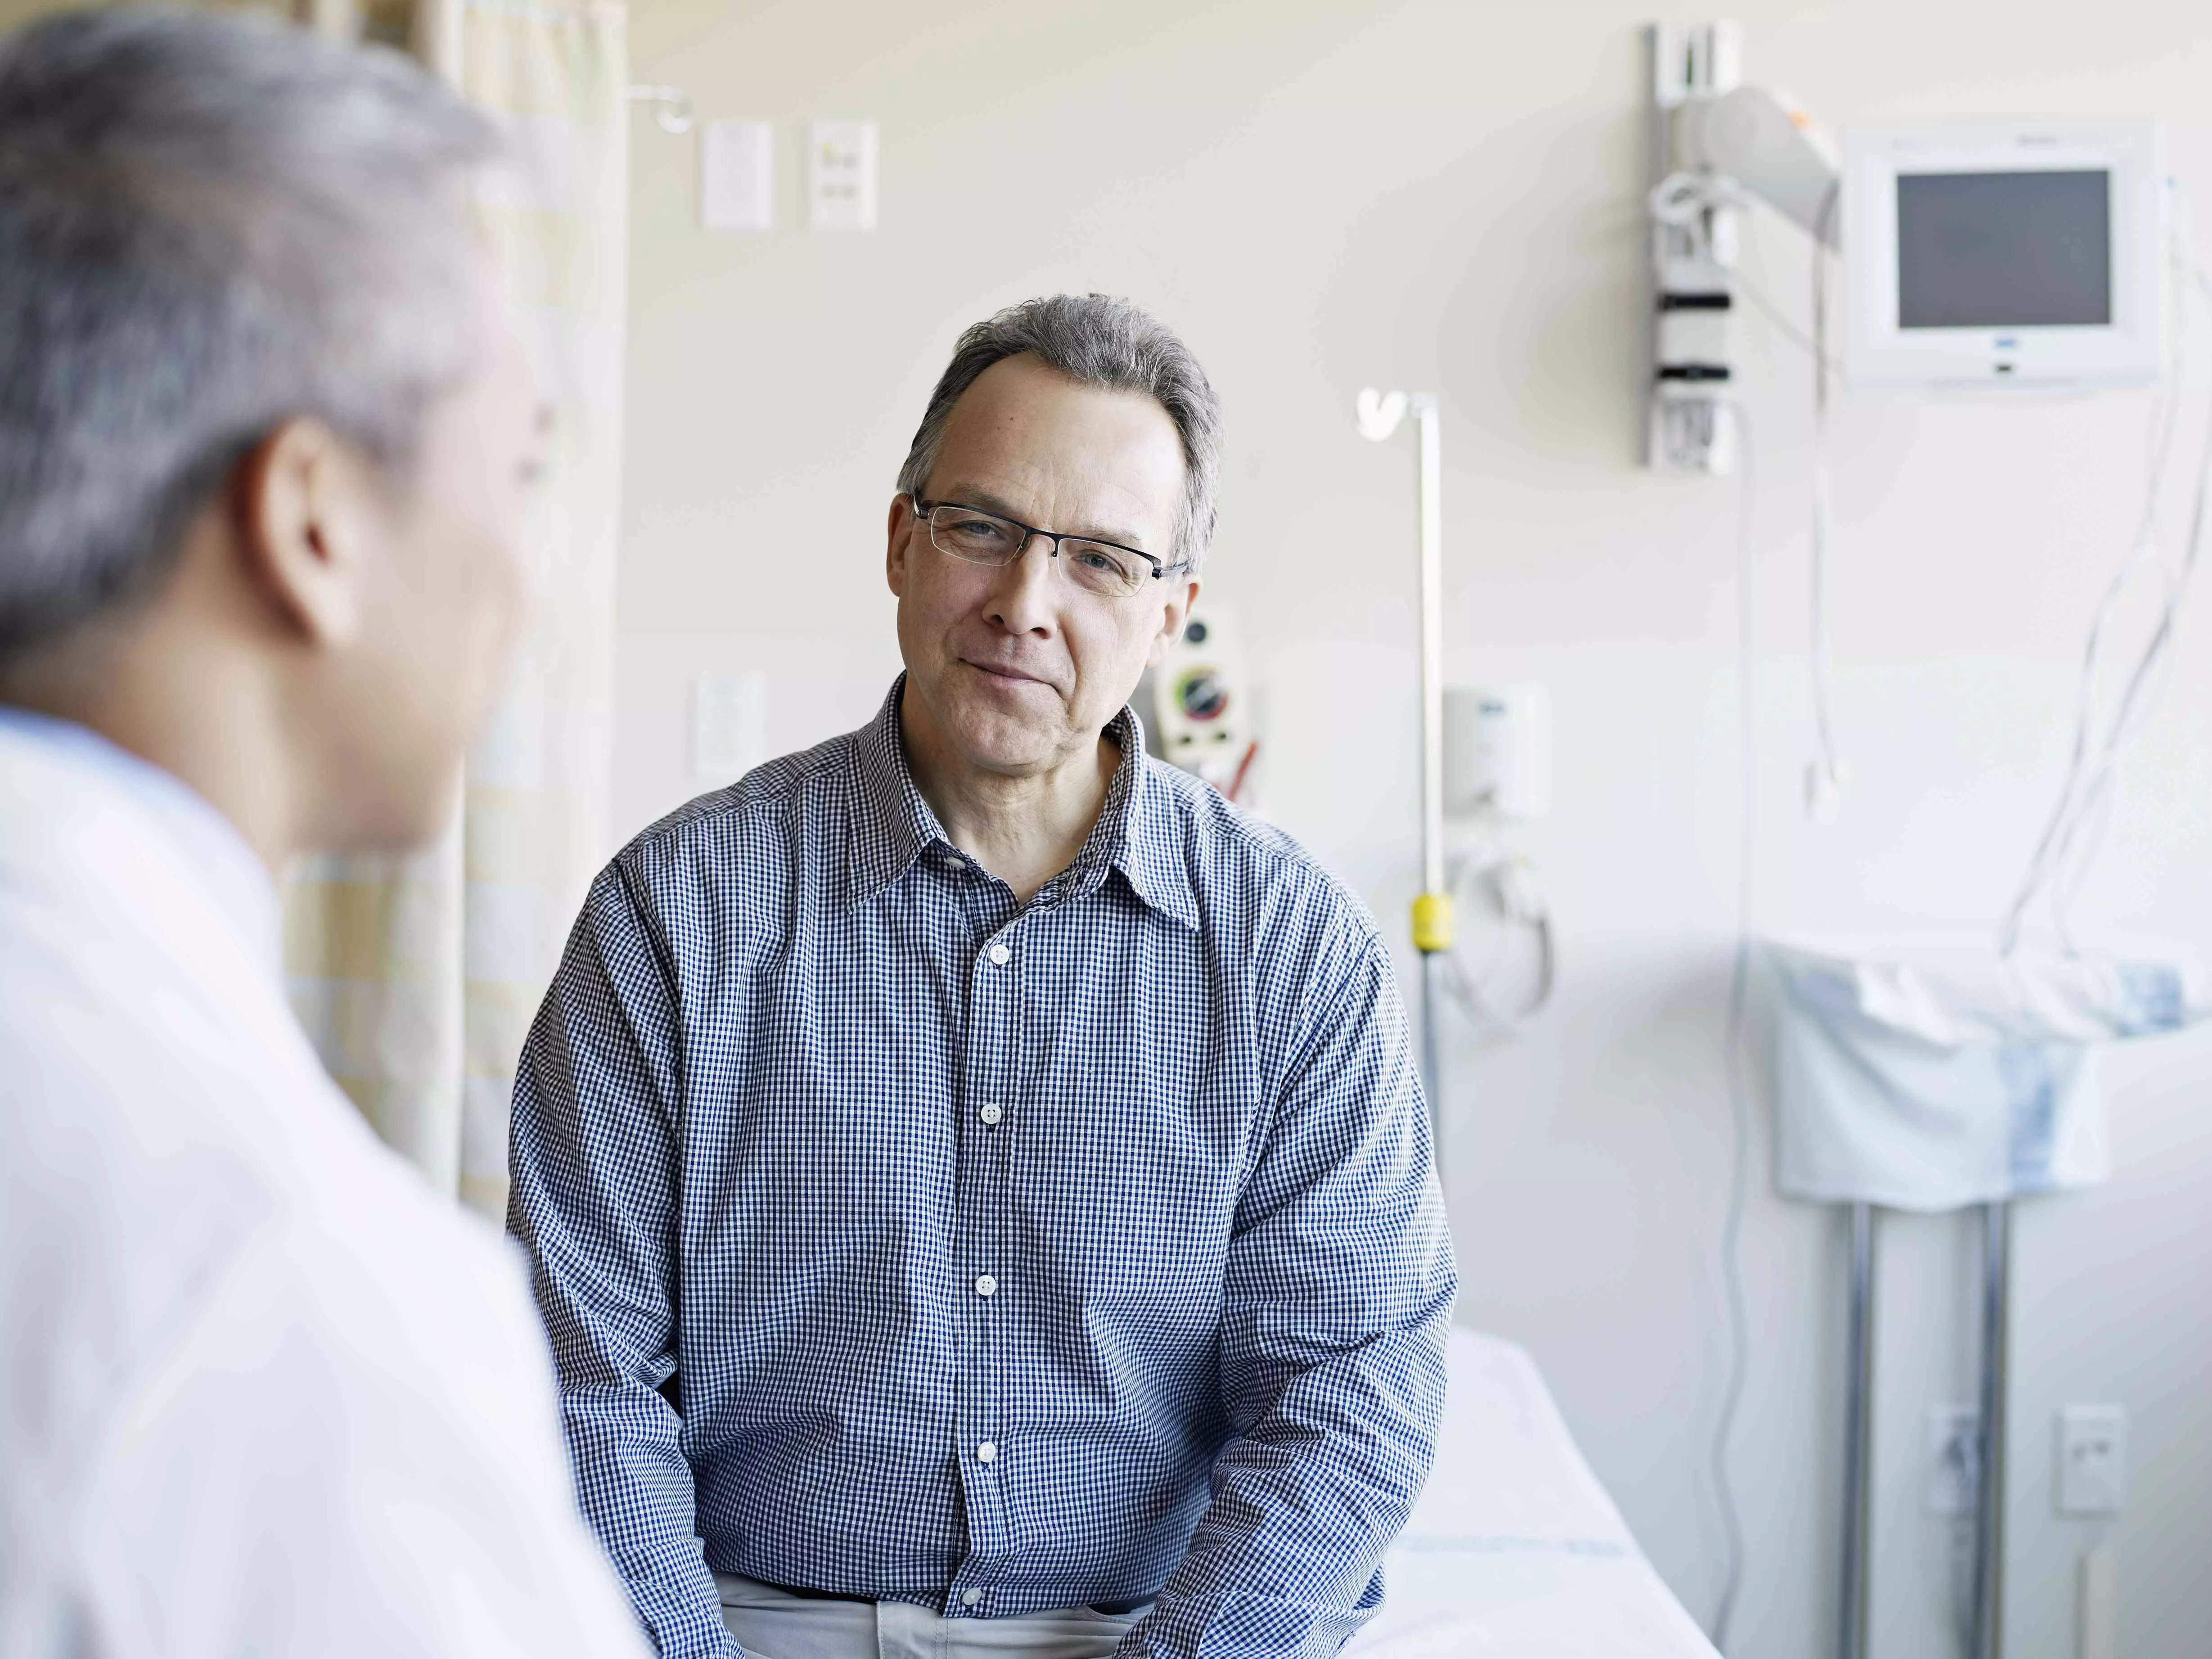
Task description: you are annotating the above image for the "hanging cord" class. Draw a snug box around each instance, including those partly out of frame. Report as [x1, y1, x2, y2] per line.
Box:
[2001, 203, 2212, 956]
[1440, 840, 1556, 1038]
[1708, 402, 1758, 1654]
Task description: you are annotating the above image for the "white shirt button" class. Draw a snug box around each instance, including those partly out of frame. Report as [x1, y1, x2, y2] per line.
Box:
[940, 853, 965, 871]
[976, 1441, 997, 1464]
[975, 1274, 997, 1298]
[979, 1103, 1003, 1126]
[961, 1588, 983, 1606]
[987, 942, 1011, 966]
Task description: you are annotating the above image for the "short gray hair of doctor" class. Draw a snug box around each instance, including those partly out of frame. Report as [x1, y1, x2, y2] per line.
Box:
[0, 6, 503, 665]
[895, 294, 1223, 572]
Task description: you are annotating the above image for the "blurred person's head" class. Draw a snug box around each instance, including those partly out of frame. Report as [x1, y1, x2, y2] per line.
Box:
[0, 6, 542, 862]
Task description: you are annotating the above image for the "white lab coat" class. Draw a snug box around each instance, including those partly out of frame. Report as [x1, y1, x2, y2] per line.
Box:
[0, 713, 649, 1659]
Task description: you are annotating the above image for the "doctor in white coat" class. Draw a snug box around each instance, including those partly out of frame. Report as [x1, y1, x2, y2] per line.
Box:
[0, 11, 648, 1658]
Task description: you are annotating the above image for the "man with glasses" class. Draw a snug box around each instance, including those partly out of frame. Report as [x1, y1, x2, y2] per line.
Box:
[509, 295, 1455, 1659]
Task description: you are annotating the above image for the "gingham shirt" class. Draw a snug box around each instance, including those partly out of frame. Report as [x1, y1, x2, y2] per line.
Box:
[508, 678, 1455, 1659]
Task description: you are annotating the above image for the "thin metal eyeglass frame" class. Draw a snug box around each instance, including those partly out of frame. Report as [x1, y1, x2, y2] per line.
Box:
[910, 496, 1186, 592]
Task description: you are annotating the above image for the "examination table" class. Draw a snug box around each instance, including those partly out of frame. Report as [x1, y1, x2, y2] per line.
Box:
[1346, 1330, 1722, 1659]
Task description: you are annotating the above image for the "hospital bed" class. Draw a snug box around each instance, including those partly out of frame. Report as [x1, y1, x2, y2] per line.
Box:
[1347, 1330, 1722, 1659]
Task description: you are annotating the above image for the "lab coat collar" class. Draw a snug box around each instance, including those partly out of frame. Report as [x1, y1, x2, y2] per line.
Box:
[0, 704, 281, 981]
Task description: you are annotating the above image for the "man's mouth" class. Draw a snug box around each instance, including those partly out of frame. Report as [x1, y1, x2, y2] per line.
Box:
[963, 659, 1048, 687]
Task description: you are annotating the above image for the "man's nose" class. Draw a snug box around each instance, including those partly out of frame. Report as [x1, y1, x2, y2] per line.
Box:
[982, 534, 1059, 635]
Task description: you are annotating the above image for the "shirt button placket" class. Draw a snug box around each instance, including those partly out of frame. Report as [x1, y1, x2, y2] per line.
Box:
[962, 924, 1015, 1598]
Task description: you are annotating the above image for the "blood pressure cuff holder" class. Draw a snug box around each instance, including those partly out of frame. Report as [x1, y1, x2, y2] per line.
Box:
[1758, 939, 2207, 1213]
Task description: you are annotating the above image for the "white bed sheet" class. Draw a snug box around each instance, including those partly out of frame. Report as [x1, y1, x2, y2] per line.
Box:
[1345, 1330, 1721, 1659]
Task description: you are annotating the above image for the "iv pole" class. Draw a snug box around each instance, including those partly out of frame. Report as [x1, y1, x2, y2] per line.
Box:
[1356, 389, 1453, 1155]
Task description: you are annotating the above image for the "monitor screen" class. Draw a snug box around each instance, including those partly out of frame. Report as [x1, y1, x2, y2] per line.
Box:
[1895, 170, 2112, 329]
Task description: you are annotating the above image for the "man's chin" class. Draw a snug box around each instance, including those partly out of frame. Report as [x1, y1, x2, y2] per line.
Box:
[937, 699, 1070, 777]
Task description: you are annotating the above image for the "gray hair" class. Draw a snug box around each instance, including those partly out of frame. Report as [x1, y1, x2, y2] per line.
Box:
[0, 6, 502, 664]
[896, 294, 1223, 571]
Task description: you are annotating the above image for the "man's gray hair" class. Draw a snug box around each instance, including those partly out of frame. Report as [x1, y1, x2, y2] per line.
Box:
[0, 6, 502, 664]
[896, 295, 1223, 571]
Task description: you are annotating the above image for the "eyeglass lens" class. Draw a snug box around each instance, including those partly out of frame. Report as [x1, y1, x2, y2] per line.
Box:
[925, 504, 1149, 599]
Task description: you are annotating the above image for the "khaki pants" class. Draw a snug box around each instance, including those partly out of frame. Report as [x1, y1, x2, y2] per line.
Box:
[713, 1573, 1153, 1659]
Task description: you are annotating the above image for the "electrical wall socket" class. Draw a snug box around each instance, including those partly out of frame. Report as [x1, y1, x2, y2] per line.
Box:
[2058, 1405, 2127, 1516]
[809, 119, 878, 231]
[1927, 1405, 1980, 1515]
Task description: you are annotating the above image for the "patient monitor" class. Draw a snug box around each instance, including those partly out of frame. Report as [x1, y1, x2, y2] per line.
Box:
[1842, 122, 2166, 388]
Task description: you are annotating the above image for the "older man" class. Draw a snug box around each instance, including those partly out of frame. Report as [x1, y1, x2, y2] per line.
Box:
[0, 12, 646, 1657]
[509, 295, 1455, 1659]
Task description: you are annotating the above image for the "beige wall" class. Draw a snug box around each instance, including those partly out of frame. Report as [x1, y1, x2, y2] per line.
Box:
[621, 4, 2212, 1658]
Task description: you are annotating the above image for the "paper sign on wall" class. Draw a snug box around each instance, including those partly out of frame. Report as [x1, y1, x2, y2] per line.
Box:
[701, 119, 773, 232]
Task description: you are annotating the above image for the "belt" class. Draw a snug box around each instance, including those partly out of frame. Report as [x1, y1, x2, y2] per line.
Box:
[754, 1581, 1148, 1618]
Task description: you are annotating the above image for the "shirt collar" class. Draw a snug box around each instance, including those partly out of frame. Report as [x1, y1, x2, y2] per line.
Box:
[845, 675, 1198, 929]
[846, 676, 946, 903]
[1109, 743, 1201, 931]
[0, 703, 281, 974]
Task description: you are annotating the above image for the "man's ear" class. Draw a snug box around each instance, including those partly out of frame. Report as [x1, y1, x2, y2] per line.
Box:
[1148, 576, 1200, 668]
[885, 493, 916, 598]
[231, 416, 374, 647]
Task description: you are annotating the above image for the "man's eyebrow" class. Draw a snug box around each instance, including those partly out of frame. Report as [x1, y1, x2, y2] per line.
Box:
[935, 485, 1152, 552]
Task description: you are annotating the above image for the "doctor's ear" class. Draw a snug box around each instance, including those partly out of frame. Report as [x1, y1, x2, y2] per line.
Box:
[232, 417, 377, 648]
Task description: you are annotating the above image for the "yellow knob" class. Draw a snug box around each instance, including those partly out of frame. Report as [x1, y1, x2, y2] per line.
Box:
[1411, 891, 1455, 953]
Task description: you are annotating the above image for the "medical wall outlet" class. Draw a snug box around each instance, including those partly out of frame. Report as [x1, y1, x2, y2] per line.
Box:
[809, 119, 878, 231]
[2056, 1404, 2127, 1515]
[1645, 23, 1838, 473]
[1153, 609, 1259, 803]
[1443, 685, 1550, 820]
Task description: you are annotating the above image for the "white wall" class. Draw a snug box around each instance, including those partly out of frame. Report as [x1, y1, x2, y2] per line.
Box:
[619, 3, 2212, 1655]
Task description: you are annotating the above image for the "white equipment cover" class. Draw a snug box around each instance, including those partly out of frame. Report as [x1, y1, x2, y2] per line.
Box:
[1760, 938, 2208, 1213]
[1348, 1331, 1719, 1659]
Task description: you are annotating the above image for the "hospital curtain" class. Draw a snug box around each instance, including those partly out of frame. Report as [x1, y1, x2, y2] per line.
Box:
[281, 0, 627, 1219]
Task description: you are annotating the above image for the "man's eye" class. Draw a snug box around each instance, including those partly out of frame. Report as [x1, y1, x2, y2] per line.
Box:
[942, 516, 1018, 550]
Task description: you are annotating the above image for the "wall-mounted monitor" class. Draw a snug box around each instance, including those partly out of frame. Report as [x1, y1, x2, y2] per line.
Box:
[1843, 122, 2165, 389]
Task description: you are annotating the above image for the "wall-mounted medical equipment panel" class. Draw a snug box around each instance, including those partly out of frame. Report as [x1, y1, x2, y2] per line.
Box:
[1152, 608, 1260, 807]
[1842, 122, 2165, 389]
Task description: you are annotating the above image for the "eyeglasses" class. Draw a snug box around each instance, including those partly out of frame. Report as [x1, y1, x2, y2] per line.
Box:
[910, 496, 1185, 601]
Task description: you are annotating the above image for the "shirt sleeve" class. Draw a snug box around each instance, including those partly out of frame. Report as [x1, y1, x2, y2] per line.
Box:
[507, 858, 740, 1659]
[1118, 932, 1457, 1659]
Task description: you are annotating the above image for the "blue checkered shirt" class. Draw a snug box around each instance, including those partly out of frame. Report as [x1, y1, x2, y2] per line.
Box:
[508, 679, 1455, 1659]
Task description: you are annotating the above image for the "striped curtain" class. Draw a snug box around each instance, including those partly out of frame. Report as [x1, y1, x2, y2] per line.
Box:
[283, 0, 627, 1218]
